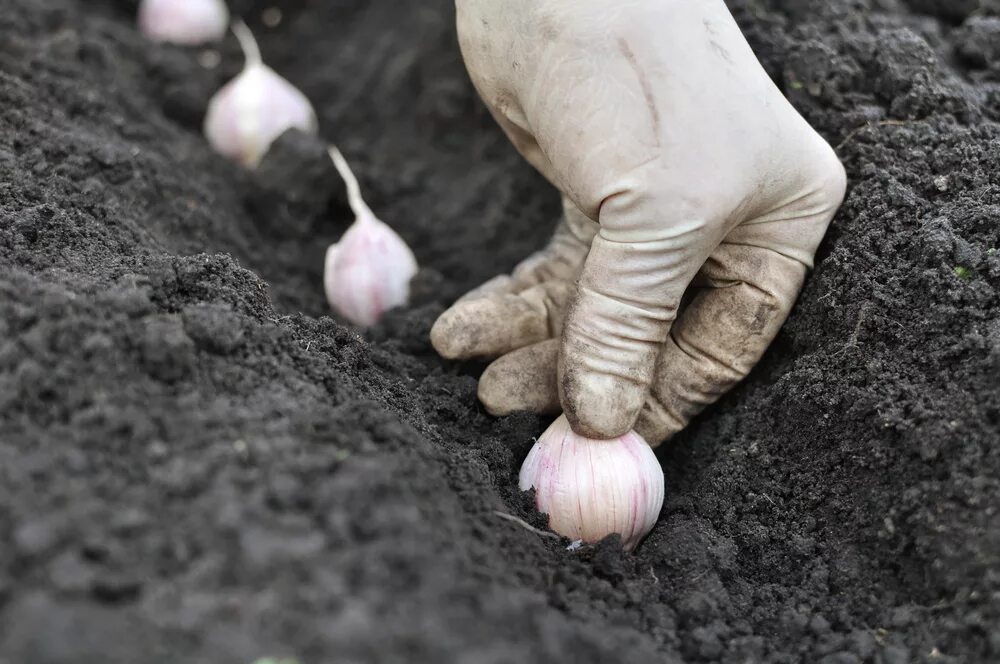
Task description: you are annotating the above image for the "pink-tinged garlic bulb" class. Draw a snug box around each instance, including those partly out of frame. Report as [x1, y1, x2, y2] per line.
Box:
[324, 146, 418, 327]
[203, 20, 318, 167]
[138, 0, 229, 45]
[519, 415, 664, 551]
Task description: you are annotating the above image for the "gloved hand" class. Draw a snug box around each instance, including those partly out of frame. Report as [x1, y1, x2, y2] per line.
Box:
[432, 0, 847, 444]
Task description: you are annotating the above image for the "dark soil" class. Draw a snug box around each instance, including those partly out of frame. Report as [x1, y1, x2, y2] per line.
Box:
[1, 0, 998, 662]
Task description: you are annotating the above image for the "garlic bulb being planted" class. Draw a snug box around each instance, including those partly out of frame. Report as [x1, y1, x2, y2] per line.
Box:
[324, 146, 418, 326]
[519, 415, 665, 551]
[204, 20, 318, 167]
[138, 0, 229, 45]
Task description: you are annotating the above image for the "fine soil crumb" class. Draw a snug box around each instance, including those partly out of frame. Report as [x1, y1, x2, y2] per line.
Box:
[1, 0, 998, 663]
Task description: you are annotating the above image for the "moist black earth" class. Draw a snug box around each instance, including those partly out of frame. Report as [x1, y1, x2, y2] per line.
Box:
[1, 0, 998, 662]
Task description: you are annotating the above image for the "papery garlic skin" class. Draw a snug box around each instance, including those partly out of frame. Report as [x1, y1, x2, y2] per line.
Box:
[519, 414, 665, 551]
[138, 0, 229, 45]
[203, 21, 318, 167]
[324, 147, 418, 326]
[204, 67, 318, 167]
[324, 214, 419, 326]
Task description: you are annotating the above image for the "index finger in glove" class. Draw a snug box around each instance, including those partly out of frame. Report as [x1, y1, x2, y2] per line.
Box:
[432, 198, 595, 359]
[431, 280, 571, 360]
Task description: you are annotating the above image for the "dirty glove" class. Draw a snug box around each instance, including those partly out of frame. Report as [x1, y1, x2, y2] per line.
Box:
[432, 0, 847, 444]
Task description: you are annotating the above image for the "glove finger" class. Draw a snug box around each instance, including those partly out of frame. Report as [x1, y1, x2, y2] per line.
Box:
[478, 339, 561, 416]
[431, 281, 572, 359]
[510, 198, 597, 285]
[455, 274, 517, 304]
[558, 221, 711, 439]
[633, 243, 807, 445]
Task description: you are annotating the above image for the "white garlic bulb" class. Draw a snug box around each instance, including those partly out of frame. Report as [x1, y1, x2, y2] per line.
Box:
[203, 20, 318, 168]
[519, 415, 664, 551]
[138, 0, 229, 45]
[324, 147, 419, 327]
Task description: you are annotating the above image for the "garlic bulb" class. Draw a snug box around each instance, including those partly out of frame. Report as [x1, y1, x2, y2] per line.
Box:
[203, 20, 318, 167]
[519, 415, 664, 551]
[138, 0, 229, 45]
[324, 147, 419, 326]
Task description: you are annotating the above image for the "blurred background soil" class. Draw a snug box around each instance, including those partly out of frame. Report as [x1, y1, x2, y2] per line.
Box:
[0, 0, 998, 662]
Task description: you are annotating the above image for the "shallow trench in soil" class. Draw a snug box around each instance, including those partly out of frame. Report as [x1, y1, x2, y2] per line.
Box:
[1, 0, 999, 663]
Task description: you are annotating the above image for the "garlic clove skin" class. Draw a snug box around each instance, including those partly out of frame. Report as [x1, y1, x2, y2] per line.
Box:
[204, 66, 318, 167]
[519, 414, 665, 551]
[323, 211, 419, 327]
[203, 21, 318, 168]
[323, 146, 419, 327]
[138, 0, 229, 45]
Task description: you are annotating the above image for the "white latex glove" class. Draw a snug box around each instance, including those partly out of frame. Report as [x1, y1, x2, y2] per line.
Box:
[432, 0, 847, 444]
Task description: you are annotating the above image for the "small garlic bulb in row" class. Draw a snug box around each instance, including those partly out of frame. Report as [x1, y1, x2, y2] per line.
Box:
[324, 147, 418, 327]
[204, 21, 318, 168]
[519, 415, 664, 551]
[138, 0, 229, 45]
